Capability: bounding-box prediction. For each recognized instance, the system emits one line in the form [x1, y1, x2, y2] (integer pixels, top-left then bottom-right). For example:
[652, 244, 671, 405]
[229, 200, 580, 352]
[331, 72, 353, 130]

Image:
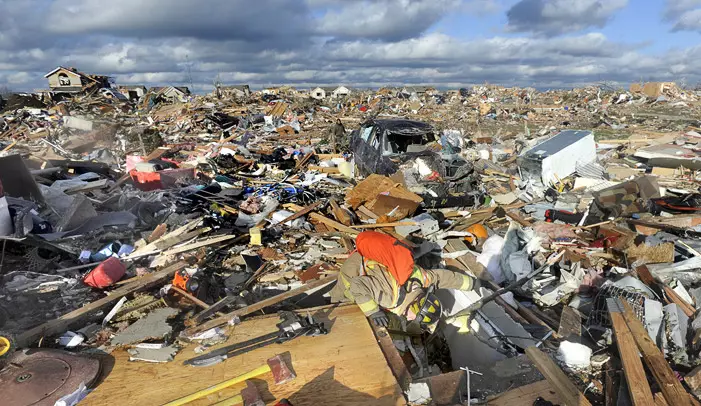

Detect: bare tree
[0, 85, 12, 98]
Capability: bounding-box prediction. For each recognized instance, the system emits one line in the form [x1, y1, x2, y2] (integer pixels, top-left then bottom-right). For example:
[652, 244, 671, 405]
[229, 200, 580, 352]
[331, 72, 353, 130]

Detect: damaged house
[147, 86, 191, 102]
[215, 84, 251, 99]
[117, 85, 147, 101]
[43, 66, 111, 96]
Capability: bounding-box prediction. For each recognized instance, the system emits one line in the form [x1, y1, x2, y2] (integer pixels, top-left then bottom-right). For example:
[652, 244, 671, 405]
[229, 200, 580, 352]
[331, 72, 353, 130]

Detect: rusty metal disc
[0, 349, 100, 406]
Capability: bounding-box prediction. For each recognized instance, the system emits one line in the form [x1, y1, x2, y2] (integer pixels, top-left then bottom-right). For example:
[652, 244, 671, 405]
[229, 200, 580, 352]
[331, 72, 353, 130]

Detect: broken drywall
[111, 308, 179, 346]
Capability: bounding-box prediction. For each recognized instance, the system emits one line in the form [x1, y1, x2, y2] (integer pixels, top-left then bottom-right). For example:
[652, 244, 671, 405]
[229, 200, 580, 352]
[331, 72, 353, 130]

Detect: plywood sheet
[83, 305, 404, 406]
[487, 380, 562, 406]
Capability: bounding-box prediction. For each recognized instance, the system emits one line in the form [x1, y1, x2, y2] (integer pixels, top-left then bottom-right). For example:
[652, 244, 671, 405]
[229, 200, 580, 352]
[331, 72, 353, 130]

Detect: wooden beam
[308, 166, 340, 174]
[608, 300, 656, 406]
[161, 235, 238, 256]
[525, 347, 593, 406]
[329, 198, 352, 226]
[636, 266, 695, 318]
[275, 200, 323, 226]
[370, 324, 412, 391]
[309, 213, 359, 235]
[187, 276, 335, 335]
[604, 362, 617, 406]
[619, 301, 694, 406]
[506, 211, 532, 227]
[351, 222, 416, 229]
[357, 205, 379, 220]
[171, 286, 209, 309]
[16, 261, 188, 347]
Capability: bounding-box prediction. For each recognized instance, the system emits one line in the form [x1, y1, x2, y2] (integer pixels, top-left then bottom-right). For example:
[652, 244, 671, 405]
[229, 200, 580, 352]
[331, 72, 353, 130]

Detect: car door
[364, 126, 382, 174]
[352, 124, 377, 176]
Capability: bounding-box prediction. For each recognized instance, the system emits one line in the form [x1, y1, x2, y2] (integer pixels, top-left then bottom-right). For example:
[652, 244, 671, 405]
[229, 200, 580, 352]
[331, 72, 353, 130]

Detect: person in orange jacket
[330, 231, 476, 330]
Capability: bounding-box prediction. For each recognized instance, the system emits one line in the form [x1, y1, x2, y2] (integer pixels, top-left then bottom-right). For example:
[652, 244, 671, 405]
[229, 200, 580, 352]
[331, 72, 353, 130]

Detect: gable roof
[118, 85, 147, 90]
[149, 86, 191, 95]
[44, 66, 105, 83]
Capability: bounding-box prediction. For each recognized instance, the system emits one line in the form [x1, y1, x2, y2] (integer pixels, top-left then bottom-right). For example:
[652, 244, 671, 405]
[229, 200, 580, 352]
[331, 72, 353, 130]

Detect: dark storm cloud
[506, 0, 628, 35]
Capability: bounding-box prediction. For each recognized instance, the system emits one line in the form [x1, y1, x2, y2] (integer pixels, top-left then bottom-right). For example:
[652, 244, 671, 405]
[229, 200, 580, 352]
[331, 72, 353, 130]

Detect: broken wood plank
[329, 198, 352, 226]
[16, 261, 188, 347]
[308, 213, 360, 235]
[161, 235, 238, 256]
[294, 152, 314, 170]
[143, 146, 171, 161]
[605, 361, 617, 406]
[351, 221, 416, 229]
[308, 165, 340, 174]
[637, 266, 695, 317]
[357, 205, 379, 220]
[275, 200, 323, 226]
[525, 347, 592, 406]
[171, 286, 209, 309]
[370, 324, 412, 391]
[188, 276, 335, 334]
[192, 295, 237, 324]
[130, 218, 203, 256]
[506, 210, 532, 227]
[620, 300, 694, 406]
[608, 300, 656, 406]
[341, 235, 355, 253]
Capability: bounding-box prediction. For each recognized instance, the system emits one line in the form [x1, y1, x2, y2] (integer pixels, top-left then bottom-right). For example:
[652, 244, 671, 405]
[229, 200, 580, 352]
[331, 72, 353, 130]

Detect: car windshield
[384, 131, 434, 155]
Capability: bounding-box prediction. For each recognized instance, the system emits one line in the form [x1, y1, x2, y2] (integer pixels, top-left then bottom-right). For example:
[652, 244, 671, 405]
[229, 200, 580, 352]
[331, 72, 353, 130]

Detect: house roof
[149, 86, 191, 95]
[221, 85, 250, 91]
[44, 66, 108, 83]
[118, 85, 147, 90]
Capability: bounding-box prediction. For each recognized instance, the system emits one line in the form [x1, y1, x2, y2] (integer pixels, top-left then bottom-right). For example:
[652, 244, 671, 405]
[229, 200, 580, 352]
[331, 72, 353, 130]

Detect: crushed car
[350, 118, 483, 207]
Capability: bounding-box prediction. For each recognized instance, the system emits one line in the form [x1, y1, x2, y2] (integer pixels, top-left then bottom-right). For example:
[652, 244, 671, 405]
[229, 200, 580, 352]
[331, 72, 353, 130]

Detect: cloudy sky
[1, 0, 700, 93]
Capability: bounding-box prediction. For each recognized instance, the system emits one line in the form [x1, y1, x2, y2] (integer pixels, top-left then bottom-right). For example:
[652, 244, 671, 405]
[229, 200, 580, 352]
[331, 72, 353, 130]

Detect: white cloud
[0, 0, 699, 93]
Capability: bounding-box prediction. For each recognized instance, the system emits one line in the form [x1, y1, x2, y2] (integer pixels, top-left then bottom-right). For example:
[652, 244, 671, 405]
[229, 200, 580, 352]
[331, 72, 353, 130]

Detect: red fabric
[355, 231, 415, 285]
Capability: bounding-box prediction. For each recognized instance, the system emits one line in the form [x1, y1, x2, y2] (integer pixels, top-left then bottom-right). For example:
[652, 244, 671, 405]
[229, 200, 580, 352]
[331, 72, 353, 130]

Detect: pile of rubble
[0, 80, 701, 406]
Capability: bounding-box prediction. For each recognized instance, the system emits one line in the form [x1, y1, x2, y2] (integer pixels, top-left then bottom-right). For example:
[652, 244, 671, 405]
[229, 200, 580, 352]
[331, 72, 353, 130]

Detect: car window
[360, 126, 374, 142]
[369, 129, 380, 149]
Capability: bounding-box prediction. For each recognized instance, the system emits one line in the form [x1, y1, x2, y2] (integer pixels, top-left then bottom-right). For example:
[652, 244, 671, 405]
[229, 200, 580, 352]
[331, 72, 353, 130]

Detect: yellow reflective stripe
[340, 273, 351, 288]
[357, 300, 379, 315]
[460, 274, 473, 291]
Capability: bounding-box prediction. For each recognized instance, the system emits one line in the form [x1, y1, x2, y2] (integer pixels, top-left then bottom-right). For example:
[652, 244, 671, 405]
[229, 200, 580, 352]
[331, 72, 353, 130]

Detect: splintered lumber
[351, 222, 416, 229]
[16, 261, 188, 348]
[188, 275, 335, 334]
[525, 347, 592, 406]
[276, 200, 322, 225]
[371, 324, 412, 391]
[329, 198, 353, 226]
[636, 266, 695, 317]
[171, 286, 209, 309]
[607, 299, 655, 406]
[161, 234, 237, 256]
[308, 213, 360, 235]
[357, 205, 379, 220]
[619, 301, 694, 406]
